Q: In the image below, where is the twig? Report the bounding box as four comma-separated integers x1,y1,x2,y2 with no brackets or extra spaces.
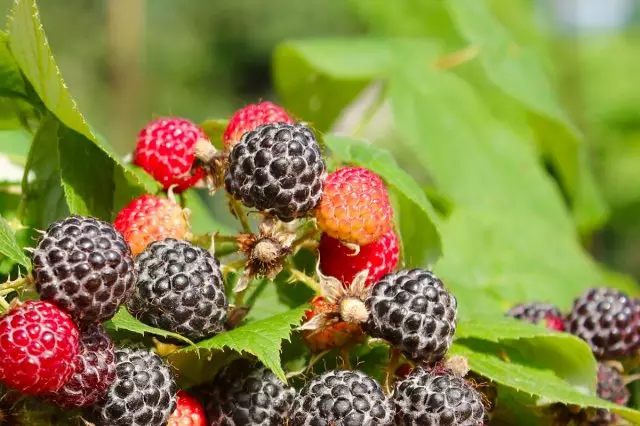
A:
291,227,320,252
340,347,352,370
384,348,402,395
288,268,319,292
228,196,252,234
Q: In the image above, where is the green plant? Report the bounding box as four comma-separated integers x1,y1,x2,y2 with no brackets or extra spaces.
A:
0,0,638,424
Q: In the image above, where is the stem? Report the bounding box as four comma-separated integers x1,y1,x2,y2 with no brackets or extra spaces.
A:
384,348,402,395
340,347,352,370
288,268,319,292
228,196,251,234
305,350,332,375
291,227,320,252
215,244,239,258
234,288,248,308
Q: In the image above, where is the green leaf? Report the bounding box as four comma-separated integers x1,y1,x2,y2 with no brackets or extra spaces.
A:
323,135,441,261
0,129,31,164
200,119,227,150
182,189,236,236
0,30,27,98
105,307,194,346
389,45,605,309
451,340,640,423
21,114,125,221
246,277,314,323
179,306,307,381
444,0,607,230
19,115,68,228
7,0,145,217
0,214,29,269
58,125,116,218
274,39,390,130
457,316,597,393
8,0,99,148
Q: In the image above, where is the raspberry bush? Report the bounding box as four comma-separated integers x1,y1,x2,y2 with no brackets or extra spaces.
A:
0,1,637,425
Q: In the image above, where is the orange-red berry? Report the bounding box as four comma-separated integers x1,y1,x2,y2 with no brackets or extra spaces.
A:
316,167,393,245
302,296,364,352
114,194,188,256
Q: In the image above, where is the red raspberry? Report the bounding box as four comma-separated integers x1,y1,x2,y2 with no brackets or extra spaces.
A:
114,194,189,256
44,325,116,408
134,117,207,192
168,390,207,426
316,167,393,245
319,230,399,287
302,296,365,352
223,101,293,149
0,301,79,395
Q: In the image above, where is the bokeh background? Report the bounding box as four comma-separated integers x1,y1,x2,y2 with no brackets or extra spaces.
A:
2,0,638,282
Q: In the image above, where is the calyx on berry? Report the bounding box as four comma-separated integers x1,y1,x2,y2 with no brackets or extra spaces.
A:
233,216,296,293
297,267,371,334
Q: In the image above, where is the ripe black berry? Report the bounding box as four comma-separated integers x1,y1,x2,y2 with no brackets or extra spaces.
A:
224,122,326,221
45,325,116,408
127,239,228,341
506,302,564,331
365,269,457,363
589,363,630,425
290,370,394,426
565,288,640,360
33,215,136,324
394,368,485,426
86,347,177,426
195,359,294,425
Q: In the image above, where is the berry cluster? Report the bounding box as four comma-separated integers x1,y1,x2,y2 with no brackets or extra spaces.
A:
0,100,548,425
508,287,640,423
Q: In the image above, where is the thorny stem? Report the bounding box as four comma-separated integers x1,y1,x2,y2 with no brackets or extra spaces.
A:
384,348,402,395
291,227,320,252
340,347,352,370
228,196,252,234
234,288,248,308
288,268,319,292
306,350,332,375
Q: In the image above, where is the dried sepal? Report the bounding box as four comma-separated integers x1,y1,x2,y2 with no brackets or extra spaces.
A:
193,138,227,192
234,216,296,286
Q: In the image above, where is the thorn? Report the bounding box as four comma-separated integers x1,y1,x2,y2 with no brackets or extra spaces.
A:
167,185,178,204
232,271,251,293
343,241,360,256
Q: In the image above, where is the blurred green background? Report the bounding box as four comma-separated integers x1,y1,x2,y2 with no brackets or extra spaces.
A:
2,0,638,282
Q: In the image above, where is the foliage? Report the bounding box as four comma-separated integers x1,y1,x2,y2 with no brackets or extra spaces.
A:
0,0,637,424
